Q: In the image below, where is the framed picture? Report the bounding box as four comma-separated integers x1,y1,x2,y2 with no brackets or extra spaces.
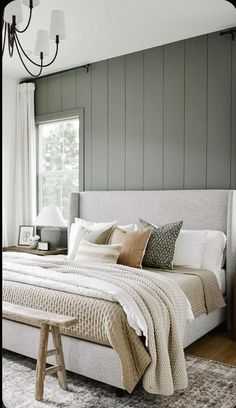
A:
18,225,35,246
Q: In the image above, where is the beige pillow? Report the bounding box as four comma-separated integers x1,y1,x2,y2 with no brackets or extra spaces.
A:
68,224,114,260
109,227,152,268
75,240,122,264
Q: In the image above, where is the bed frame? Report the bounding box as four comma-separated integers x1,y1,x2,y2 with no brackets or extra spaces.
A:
3,189,236,391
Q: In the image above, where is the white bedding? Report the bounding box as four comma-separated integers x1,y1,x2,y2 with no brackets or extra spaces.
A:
4,252,226,293
218,269,226,294
3,252,194,344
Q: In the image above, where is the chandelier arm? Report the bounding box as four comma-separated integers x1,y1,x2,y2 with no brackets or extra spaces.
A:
41,41,59,67
15,39,43,77
15,32,43,66
15,32,59,68
15,6,33,34
2,22,7,56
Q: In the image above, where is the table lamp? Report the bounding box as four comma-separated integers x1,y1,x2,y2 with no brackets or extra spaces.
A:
35,205,67,249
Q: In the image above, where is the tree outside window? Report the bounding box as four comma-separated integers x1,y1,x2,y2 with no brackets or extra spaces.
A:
38,118,79,220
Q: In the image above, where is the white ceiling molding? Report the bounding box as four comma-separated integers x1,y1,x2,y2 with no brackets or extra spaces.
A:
3,0,236,80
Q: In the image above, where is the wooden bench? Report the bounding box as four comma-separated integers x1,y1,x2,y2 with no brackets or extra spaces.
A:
3,301,78,401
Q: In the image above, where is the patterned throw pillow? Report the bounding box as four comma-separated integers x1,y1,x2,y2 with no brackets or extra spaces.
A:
137,219,183,269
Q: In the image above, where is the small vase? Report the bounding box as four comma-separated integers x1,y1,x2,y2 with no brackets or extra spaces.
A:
29,240,38,249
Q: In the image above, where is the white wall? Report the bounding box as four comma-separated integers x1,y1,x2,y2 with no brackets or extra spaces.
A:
2,74,18,246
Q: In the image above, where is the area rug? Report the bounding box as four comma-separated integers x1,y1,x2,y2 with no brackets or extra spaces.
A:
2,350,236,408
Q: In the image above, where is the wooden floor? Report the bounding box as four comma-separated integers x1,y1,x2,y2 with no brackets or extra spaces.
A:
185,324,236,366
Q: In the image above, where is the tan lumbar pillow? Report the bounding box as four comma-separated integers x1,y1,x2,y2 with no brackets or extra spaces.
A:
75,240,122,264
68,224,114,260
109,227,152,268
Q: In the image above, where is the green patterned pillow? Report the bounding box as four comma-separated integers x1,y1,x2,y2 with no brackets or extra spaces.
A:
137,219,183,269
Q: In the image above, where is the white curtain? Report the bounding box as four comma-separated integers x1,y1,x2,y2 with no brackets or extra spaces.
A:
2,204,8,247
12,82,36,244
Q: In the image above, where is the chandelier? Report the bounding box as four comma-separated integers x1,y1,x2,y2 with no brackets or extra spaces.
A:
2,0,66,77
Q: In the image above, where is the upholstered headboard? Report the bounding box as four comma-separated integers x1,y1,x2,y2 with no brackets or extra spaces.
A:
68,189,236,327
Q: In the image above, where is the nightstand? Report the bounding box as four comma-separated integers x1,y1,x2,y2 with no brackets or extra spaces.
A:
233,272,236,341
2,246,67,256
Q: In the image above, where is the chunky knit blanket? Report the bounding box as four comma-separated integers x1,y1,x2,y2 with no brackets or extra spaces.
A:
3,253,192,395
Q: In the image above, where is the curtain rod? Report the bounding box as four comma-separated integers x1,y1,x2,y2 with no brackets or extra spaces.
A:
20,63,90,84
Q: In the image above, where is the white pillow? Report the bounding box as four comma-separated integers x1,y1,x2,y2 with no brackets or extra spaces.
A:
202,231,227,274
173,230,208,269
173,229,227,278
75,217,117,230
75,240,122,264
68,224,114,260
74,218,137,233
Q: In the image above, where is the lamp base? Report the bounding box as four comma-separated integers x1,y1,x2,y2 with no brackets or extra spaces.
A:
41,227,61,249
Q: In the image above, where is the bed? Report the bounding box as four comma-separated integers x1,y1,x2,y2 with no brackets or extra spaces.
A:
2,189,236,394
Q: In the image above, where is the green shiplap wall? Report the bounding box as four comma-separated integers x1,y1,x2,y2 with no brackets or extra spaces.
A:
35,31,236,191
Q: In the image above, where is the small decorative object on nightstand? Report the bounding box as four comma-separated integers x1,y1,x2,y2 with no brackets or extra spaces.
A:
38,242,49,251
18,225,35,246
29,235,40,249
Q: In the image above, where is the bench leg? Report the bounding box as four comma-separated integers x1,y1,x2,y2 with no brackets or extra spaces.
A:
35,323,49,401
51,326,68,390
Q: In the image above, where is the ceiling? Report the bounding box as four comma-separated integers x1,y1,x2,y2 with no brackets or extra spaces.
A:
2,0,236,80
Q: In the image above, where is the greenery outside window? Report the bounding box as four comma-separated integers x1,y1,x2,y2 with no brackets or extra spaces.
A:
38,117,79,220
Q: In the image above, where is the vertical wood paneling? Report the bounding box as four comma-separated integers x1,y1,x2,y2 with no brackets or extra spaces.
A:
76,68,92,190
35,31,234,192
207,33,231,188
35,77,47,115
125,52,144,189
232,39,236,189
47,74,62,113
185,36,207,188
62,71,76,111
143,47,164,189
91,61,108,190
163,41,185,189
107,57,126,190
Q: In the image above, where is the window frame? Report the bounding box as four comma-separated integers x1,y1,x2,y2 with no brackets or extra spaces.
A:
35,108,84,217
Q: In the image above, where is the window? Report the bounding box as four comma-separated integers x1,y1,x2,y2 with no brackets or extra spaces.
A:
38,118,79,220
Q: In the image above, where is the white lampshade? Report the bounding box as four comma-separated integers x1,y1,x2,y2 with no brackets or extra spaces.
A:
50,10,66,41
4,0,23,24
35,206,67,227
23,0,40,6
35,30,49,56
